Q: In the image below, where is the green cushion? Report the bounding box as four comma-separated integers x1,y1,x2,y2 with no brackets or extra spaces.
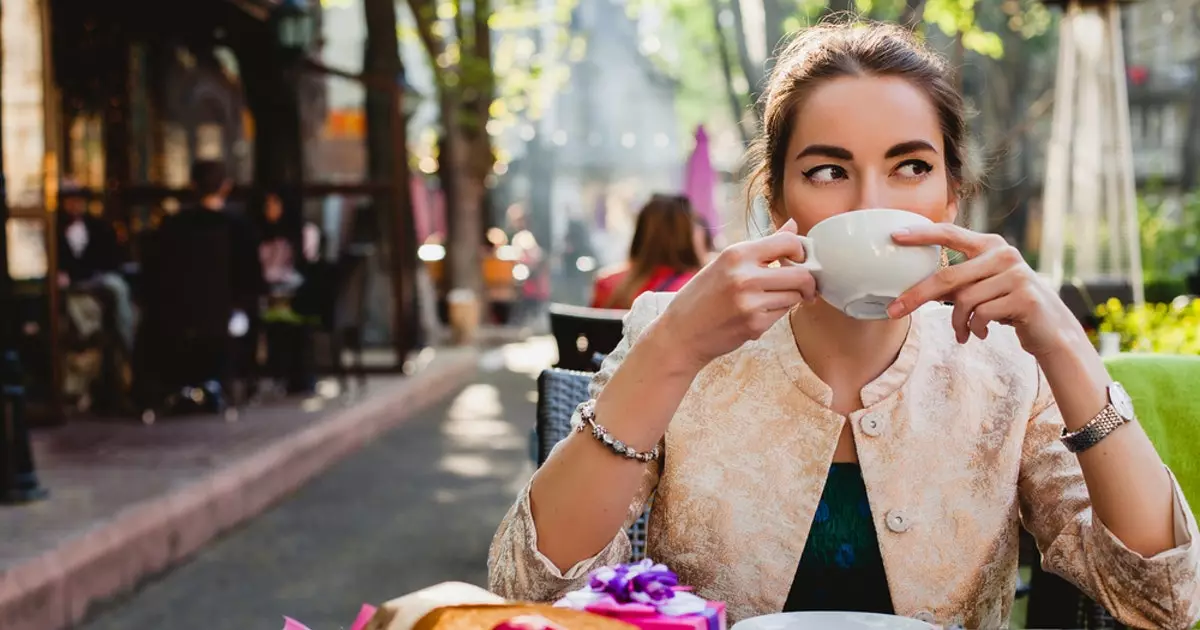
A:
1104,353,1200,518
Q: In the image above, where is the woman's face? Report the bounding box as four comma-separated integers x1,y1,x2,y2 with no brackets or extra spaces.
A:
779,75,957,234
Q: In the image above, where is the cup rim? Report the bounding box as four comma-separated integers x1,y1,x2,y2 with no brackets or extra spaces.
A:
810,208,935,234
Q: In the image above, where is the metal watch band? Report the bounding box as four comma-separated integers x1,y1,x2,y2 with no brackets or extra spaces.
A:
1061,404,1129,453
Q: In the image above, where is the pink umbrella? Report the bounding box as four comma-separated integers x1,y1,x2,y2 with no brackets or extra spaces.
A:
683,125,718,238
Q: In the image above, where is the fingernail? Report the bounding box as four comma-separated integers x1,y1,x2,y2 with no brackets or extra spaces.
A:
892,228,910,237
887,301,905,319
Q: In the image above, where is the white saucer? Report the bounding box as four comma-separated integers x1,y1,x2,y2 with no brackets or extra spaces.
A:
732,611,935,630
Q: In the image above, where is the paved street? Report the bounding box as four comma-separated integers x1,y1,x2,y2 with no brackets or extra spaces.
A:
78,339,552,630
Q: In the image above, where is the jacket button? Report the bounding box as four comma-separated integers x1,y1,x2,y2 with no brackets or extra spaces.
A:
914,610,936,624
886,509,912,533
860,415,884,437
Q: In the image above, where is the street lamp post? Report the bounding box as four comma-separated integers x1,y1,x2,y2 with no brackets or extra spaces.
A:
0,0,48,503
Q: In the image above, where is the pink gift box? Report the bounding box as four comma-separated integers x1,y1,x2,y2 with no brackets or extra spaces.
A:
283,603,377,630
583,600,727,630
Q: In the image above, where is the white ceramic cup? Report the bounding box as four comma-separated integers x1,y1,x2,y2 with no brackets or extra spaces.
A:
786,209,942,320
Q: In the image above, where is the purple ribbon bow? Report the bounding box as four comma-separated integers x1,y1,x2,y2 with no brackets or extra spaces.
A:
554,560,706,617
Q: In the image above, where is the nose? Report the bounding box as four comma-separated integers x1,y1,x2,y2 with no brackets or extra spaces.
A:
854,171,887,210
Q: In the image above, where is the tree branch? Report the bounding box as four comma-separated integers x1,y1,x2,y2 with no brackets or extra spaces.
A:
407,0,446,74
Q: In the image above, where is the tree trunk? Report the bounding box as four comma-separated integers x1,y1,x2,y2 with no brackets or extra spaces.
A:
899,0,927,31
364,0,421,359
231,24,304,247
438,90,483,294
762,0,785,61
710,0,753,144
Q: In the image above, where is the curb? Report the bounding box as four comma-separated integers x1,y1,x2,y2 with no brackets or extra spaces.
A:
0,348,480,630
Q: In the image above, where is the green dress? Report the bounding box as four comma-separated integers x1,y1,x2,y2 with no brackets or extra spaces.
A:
782,463,894,614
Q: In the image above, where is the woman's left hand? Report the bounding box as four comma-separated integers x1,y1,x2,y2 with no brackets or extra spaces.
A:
886,223,1082,358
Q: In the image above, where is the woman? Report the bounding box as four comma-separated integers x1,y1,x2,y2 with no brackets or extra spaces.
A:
489,22,1200,629
257,192,303,292
591,195,703,309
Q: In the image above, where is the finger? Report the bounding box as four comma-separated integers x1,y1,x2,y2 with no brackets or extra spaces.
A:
968,295,1022,340
889,256,1002,318
745,230,809,265
949,273,1015,344
891,223,1005,258
752,265,818,297
755,290,807,311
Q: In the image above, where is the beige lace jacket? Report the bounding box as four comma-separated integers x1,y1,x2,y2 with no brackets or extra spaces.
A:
488,292,1200,629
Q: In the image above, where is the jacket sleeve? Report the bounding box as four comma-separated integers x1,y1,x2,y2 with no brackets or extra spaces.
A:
487,293,668,602
1018,366,1200,629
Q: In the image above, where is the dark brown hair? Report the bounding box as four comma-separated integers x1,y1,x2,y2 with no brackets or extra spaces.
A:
605,194,702,309
746,21,977,218
190,160,229,198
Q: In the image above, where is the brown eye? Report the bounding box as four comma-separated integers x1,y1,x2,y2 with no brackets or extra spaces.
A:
803,165,848,183
895,160,933,178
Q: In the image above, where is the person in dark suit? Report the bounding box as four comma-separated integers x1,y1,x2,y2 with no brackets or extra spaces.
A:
57,179,136,411
57,181,121,285
138,161,263,411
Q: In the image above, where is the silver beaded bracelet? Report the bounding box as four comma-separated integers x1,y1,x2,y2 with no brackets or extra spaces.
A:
575,399,661,463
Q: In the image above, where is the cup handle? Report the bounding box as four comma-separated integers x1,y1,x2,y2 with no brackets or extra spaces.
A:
795,235,821,272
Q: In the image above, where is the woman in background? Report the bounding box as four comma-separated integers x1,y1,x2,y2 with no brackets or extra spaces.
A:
590,195,702,310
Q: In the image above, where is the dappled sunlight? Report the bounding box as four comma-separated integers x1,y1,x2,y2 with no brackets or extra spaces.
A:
498,336,558,377
446,384,504,422
438,454,496,478
444,415,513,440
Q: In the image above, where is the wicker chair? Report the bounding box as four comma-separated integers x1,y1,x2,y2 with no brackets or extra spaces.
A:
535,366,653,561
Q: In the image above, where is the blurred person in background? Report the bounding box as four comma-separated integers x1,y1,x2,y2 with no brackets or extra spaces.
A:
138,160,262,411
590,194,702,310
57,179,136,411
57,179,134,350
257,192,305,294
255,190,322,395
558,215,599,306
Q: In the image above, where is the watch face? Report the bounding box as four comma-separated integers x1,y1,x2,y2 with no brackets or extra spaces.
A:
1110,382,1135,420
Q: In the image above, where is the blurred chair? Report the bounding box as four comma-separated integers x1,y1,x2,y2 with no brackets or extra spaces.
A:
535,367,652,561
1025,353,1200,630
548,303,626,372
1058,280,1133,328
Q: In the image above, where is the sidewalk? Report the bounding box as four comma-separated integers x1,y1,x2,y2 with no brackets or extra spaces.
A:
0,346,480,630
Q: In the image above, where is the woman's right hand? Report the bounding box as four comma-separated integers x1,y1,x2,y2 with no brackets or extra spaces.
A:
653,218,817,370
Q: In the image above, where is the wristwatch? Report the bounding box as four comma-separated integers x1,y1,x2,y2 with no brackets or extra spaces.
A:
1060,382,1136,453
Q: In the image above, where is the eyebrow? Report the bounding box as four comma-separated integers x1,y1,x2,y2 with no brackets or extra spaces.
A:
796,144,853,161
884,140,938,158
795,140,939,161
